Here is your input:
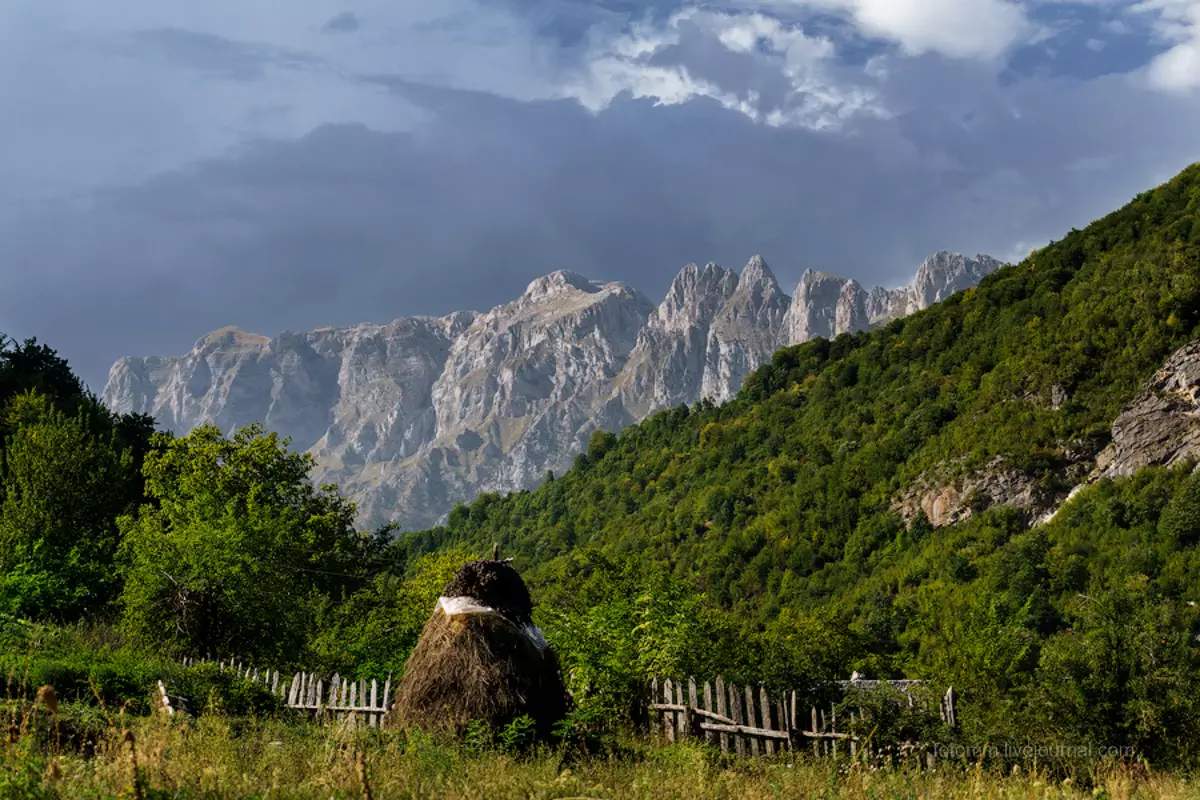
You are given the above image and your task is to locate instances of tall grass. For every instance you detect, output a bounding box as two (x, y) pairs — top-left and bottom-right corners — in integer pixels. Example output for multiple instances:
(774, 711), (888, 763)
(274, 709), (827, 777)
(3, 706), (1197, 800)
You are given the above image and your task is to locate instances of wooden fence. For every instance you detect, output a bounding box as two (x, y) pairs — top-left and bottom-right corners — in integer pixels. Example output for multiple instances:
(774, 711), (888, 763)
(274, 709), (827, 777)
(648, 676), (956, 763)
(167, 657), (393, 727)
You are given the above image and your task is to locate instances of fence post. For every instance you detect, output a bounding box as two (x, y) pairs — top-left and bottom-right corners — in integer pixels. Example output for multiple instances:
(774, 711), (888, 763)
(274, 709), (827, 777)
(831, 704), (838, 758)
(687, 678), (700, 740)
(674, 681), (686, 741)
(941, 687), (957, 727)
(744, 686), (759, 757)
(715, 677), (729, 755)
(811, 707), (820, 758)
(760, 687), (774, 756)
(730, 684), (745, 757)
(650, 679), (659, 742)
(663, 680), (675, 744)
(702, 681), (714, 745)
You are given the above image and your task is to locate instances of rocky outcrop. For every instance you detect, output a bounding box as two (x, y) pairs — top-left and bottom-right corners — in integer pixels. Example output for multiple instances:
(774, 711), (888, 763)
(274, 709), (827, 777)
(105, 252), (999, 530)
(894, 458), (1065, 529)
(867, 252), (1002, 323)
(896, 336), (1200, 532)
(1094, 338), (1200, 479)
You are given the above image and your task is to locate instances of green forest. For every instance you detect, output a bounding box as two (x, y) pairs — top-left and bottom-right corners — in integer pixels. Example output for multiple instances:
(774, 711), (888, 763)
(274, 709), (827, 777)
(5, 164), (1200, 771)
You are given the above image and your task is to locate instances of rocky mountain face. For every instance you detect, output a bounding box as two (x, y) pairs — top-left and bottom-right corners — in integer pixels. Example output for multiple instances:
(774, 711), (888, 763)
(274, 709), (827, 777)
(1094, 338), (1200, 480)
(893, 333), (1200, 532)
(104, 252), (1001, 530)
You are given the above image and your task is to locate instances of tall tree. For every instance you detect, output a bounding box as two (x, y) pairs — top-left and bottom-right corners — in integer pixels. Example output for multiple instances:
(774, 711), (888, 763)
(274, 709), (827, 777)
(0, 392), (133, 619)
(119, 424), (371, 663)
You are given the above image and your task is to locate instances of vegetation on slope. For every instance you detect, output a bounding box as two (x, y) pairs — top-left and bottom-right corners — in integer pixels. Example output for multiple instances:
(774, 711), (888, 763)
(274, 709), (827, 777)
(3, 166), (1200, 770)
(403, 164), (1200, 619)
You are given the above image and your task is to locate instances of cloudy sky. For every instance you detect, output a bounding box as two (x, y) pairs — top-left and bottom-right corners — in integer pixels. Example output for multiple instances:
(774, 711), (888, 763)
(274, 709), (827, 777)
(1, 0), (1198, 389)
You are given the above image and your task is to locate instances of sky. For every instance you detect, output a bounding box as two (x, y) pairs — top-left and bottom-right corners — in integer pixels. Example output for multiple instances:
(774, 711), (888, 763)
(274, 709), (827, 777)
(1, 0), (1198, 390)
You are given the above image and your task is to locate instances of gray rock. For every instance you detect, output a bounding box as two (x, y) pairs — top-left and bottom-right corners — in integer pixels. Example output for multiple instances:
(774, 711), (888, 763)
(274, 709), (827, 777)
(103, 252), (998, 530)
(1094, 338), (1200, 479)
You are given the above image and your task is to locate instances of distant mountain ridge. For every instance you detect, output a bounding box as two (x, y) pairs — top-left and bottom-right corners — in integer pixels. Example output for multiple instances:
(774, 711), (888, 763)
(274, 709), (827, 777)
(103, 251), (1001, 529)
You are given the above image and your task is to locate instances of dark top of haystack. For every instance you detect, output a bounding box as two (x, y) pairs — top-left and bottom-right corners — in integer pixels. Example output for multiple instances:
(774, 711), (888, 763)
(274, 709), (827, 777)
(442, 560), (534, 625)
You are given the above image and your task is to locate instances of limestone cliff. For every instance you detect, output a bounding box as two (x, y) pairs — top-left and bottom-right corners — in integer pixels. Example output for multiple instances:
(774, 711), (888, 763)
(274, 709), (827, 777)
(104, 252), (999, 530)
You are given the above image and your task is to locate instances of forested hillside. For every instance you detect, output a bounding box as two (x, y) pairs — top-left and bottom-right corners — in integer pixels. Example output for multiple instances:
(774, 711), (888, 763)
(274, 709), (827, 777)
(4, 165), (1200, 765)
(384, 164), (1200, 755)
(403, 165), (1200, 613)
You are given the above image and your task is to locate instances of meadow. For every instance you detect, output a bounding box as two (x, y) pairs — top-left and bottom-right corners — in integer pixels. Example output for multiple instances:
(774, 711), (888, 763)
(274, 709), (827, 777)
(3, 705), (1190, 800)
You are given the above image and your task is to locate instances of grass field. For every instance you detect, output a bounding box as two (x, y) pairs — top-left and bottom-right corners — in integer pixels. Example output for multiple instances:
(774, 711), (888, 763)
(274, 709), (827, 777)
(3, 706), (1194, 800)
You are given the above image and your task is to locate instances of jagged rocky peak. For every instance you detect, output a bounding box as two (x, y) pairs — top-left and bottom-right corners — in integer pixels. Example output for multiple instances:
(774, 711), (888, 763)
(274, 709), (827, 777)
(870, 252), (1003, 322)
(194, 325), (271, 352)
(783, 269), (865, 345)
(103, 252), (999, 531)
(521, 270), (600, 300)
(658, 262), (740, 327)
(724, 255), (788, 314)
(912, 251), (1002, 304)
(701, 256), (792, 404)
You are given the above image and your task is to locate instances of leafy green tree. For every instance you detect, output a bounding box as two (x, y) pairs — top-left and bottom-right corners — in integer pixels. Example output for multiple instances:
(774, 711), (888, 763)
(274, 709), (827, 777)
(1159, 468), (1200, 546)
(0, 392), (134, 619)
(118, 424), (370, 663)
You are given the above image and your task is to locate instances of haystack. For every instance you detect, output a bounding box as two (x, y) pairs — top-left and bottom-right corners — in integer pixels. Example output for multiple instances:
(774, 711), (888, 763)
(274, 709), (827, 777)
(389, 559), (569, 738)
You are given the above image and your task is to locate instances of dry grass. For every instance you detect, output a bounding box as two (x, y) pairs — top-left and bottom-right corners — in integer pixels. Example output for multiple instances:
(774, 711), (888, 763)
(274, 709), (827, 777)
(4, 711), (1200, 800)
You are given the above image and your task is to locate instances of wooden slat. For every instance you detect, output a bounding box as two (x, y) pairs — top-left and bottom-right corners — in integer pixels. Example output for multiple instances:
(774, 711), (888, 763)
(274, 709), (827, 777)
(760, 687), (774, 756)
(702, 681), (714, 744)
(744, 686), (759, 757)
(663, 680), (675, 744)
(790, 692), (798, 753)
(831, 704), (838, 758)
(777, 697), (789, 752)
(729, 684), (745, 757)
(699, 723), (791, 740)
(811, 707), (820, 758)
(650, 679), (659, 742)
(715, 678), (729, 755)
(688, 678), (699, 740)
(674, 681), (686, 740)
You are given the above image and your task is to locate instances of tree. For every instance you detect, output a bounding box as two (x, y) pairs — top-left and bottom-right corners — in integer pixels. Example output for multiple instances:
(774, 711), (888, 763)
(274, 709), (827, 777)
(0, 392), (134, 619)
(118, 424), (370, 663)
(1159, 468), (1200, 546)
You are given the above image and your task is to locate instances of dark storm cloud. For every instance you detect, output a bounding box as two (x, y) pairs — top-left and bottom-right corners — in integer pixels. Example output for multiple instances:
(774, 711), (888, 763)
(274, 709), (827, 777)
(2, 70), (1196, 391)
(322, 12), (362, 34)
(130, 27), (321, 81)
(321, 12), (357, 33)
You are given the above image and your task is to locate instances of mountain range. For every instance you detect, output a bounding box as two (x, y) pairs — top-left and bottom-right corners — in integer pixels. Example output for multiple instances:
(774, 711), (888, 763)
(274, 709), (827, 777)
(102, 251), (1001, 529)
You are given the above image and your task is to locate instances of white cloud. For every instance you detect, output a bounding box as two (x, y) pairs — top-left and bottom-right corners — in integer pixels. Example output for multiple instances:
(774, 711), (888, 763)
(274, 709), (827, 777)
(1131, 0), (1200, 89)
(565, 8), (884, 129)
(767, 0), (1033, 59)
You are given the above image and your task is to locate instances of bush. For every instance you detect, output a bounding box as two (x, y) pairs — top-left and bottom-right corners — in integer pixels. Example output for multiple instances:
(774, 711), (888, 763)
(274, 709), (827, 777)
(170, 663), (281, 717)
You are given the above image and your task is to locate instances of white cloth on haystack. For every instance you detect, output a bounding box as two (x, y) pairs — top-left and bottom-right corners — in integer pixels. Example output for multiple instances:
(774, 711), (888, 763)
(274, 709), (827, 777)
(436, 595), (549, 651)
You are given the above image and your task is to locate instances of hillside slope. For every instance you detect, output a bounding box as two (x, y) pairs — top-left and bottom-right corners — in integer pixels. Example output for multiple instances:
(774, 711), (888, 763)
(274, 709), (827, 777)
(402, 164), (1200, 622)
